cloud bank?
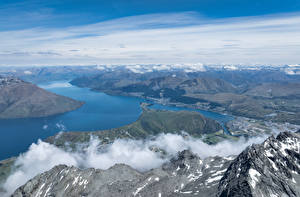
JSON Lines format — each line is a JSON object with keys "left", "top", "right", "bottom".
{"left": 0, "top": 12, "right": 300, "bottom": 66}
{"left": 1, "top": 133, "right": 269, "bottom": 196}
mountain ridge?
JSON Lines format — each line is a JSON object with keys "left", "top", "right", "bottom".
{"left": 0, "top": 76, "right": 84, "bottom": 119}
{"left": 10, "top": 131, "right": 300, "bottom": 197}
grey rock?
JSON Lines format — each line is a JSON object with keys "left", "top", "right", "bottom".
{"left": 12, "top": 150, "right": 234, "bottom": 197}
{"left": 11, "top": 132, "right": 300, "bottom": 197}
{"left": 218, "top": 132, "right": 300, "bottom": 197}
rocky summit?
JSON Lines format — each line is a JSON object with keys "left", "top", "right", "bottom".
{"left": 12, "top": 151, "right": 234, "bottom": 197}
{"left": 218, "top": 131, "right": 300, "bottom": 197}
{"left": 12, "top": 132, "right": 300, "bottom": 197}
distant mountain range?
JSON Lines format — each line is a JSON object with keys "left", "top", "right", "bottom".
{"left": 0, "top": 76, "right": 83, "bottom": 119}
{"left": 0, "top": 66, "right": 103, "bottom": 84}
{"left": 12, "top": 131, "right": 300, "bottom": 197}
{"left": 1, "top": 65, "right": 300, "bottom": 196}
{"left": 71, "top": 70, "right": 300, "bottom": 125}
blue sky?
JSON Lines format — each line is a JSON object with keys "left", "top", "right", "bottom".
{"left": 0, "top": 0, "right": 300, "bottom": 65}
{"left": 1, "top": 0, "right": 300, "bottom": 30}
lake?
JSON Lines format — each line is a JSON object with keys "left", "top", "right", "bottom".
{"left": 0, "top": 81, "right": 233, "bottom": 160}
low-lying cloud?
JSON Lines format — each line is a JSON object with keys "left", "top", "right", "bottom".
{"left": 38, "top": 82, "right": 72, "bottom": 89}
{"left": 1, "top": 133, "right": 270, "bottom": 196}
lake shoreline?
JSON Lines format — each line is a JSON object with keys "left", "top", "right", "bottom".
{"left": 0, "top": 81, "right": 234, "bottom": 161}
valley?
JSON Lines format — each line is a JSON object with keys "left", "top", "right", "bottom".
{"left": 70, "top": 66, "right": 300, "bottom": 125}
{"left": 2, "top": 0, "right": 300, "bottom": 195}
{"left": 1, "top": 65, "right": 300, "bottom": 196}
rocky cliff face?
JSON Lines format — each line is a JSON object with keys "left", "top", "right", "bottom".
{"left": 12, "top": 132, "right": 300, "bottom": 197}
{"left": 0, "top": 76, "right": 83, "bottom": 119}
{"left": 218, "top": 131, "right": 300, "bottom": 197}
{"left": 12, "top": 151, "right": 234, "bottom": 197}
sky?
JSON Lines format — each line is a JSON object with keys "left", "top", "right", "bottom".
{"left": 0, "top": 0, "right": 300, "bottom": 66}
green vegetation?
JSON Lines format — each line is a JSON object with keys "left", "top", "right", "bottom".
{"left": 71, "top": 72, "right": 300, "bottom": 125}
{"left": 202, "top": 130, "right": 239, "bottom": 144}
{"left": 46, "top": 106, "right": 226, "bottom": 148}
{"left": 0, "top": 157, "right": 16, "bottom": 191}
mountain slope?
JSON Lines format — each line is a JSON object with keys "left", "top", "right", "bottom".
{"left": 244, "top": 82, "right": 300, "bottom": 98}
{"left": 70, "top": 70, "right": 300, "bottom": 125}
{"left": 178, "top": 78, "right": 236, "bottom": 94}
{"left": 12, "top": 151, "right": 234, "bottom": 197}
{"left": 12, "top": 131, "right": 300, "bottom": 197}
{"left": 71, "top": 75, "right": 236, "bottom": 97}
{"left": 0, "top": 76, "right": 83, "bottom": 119}
{"left": 218, "top": 131, "right": 300, "bottom": 197}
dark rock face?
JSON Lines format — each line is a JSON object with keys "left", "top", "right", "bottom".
{"left": 11, "top": 132, "right": 300, "bottom": 197}
{"left": 0, "top": 77, "right": 22, "bottom": 87}
{"left": 0, "top": 76, "right": 83, "bottom": 119}
{"left": 218, "top": 132, "right": 300, "bottom": 197}
{"left": 12, "top": 151, "right": 234, "bottom": 197}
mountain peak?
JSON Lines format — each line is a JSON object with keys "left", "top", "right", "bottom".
{"left": 218, "top": 131, "right": 300, "bottom": 197}
{"left": 10, "top": 132, "right": 300, "bottom": 197}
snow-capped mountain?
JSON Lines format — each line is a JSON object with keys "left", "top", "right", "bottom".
{"left": 12, "top": 131, "right": 300, "bottom": 197}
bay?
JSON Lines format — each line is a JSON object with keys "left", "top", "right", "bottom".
{"left": 0, "top": 81, "right": 233, "bottom": 160}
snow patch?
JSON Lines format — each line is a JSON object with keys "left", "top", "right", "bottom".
{"left": 249, "top": 169, "right": 261, "bottom": 188}
{"left": 206, "top": 175, "right": 222, "bottom": 184}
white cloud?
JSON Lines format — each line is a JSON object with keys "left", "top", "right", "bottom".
{"left": 23, "top": 70, "right": 32, "bottom": 75}
{"left": 38, "top": 81, "right": 72, "bottom": 89}
{"left": 0, "top": 12, "right": 300, "bottom": 66}
{"left": 1, "top": 133, "right": 269, "bottom": 196}
{"left": 2, "top": 140, "right": 79, "bottom": 196}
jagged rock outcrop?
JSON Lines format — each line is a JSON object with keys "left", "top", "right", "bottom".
{"left": 0, "top": 76, "right": 83, "bottom": 119}
{"left": 12, "top": 150, "right": 234, "bottom": 197}
{"left": 218, "top": 132, "right": 300, "bottom": 197}
{"left": 11, "top": 132, "right": 300, "bottom": 197}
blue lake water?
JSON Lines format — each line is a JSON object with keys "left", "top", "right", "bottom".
{"left": 0, "top": 81, "right": 233, "bottom": 160}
